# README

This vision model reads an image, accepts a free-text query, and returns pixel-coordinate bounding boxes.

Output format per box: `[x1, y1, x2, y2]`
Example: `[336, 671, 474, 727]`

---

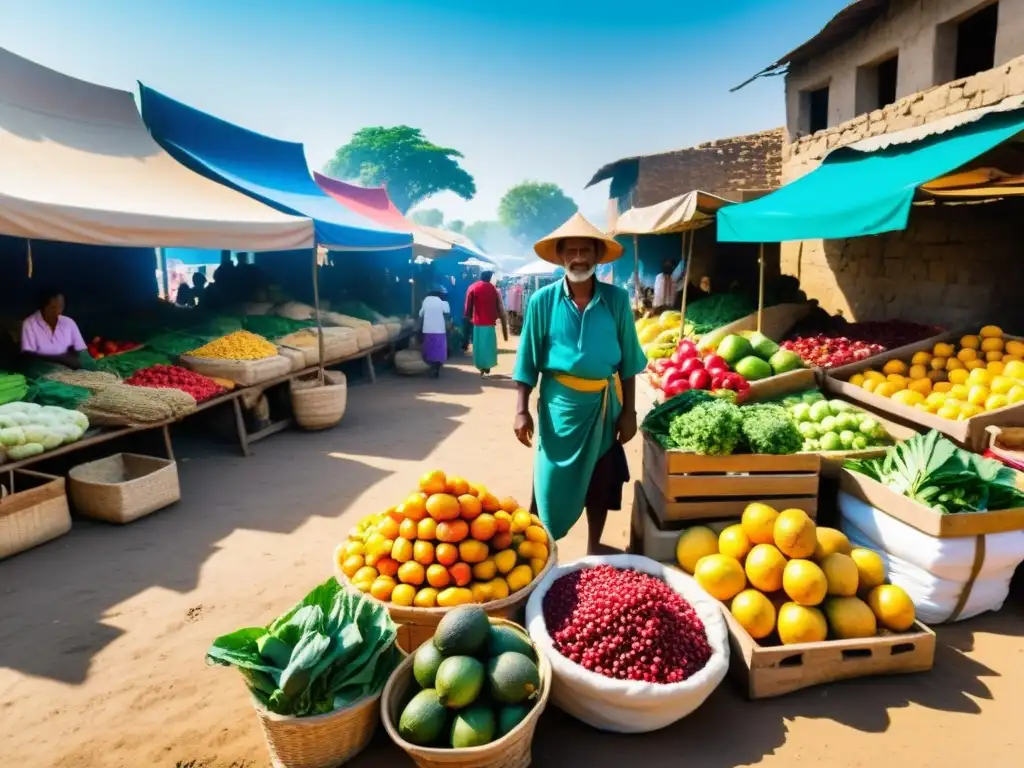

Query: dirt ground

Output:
[1, 338, 1023, 767]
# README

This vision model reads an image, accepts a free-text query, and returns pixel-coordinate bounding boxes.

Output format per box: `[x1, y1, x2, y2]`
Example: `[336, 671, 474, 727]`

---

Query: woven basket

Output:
[277, 346, 307, 373]
[68, 453, 180, 524]
[395, 349, 430, 376]
[369, 325, 389, 346]
[254, 690, 381, 768]
[180, 354, 292, 386]
[382, 618, 551, 768]
[290, 370, 348, 431]
[0, 470, 71, 560]
[340, 541, 557, 653]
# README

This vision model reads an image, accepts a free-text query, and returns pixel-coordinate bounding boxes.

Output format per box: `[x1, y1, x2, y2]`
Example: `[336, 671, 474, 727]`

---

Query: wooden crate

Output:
[642, 435, 821, 523]
[719, 607, 936, 699]
[629, 481, 734, 562]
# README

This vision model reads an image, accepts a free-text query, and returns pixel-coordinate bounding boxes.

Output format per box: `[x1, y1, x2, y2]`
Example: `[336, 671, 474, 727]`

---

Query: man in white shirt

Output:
[418, 286, 451, 378]
[653, 259, 676, 310]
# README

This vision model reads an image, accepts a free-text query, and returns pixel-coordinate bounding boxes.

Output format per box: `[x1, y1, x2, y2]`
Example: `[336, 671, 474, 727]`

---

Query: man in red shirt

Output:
[464, 270, 508, 376]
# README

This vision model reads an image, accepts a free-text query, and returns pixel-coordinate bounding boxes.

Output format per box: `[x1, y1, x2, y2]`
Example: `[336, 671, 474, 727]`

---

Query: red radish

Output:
[679, 358, 704, 377]
[703, 354, 728, 373]
[689, 369, 711, 390]
[675, 340, 698, 359]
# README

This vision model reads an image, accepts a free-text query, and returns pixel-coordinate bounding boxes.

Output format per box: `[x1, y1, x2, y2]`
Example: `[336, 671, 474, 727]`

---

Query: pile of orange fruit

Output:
[335, 470, 551, 609]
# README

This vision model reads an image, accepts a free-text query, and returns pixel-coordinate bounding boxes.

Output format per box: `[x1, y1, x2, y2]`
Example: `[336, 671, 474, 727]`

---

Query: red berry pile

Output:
[781, 335, 885, 369]
[126, 364, 224, 402]
[543, 565, 712, 684]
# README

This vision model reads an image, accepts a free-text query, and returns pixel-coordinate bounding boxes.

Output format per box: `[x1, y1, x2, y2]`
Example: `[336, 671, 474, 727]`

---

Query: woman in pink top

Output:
[21, 288, 87, 370]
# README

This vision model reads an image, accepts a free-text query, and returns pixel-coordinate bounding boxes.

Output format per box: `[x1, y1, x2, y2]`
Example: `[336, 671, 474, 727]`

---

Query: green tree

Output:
[464, 221, 520, 255]
[498, 182, 578, 244]
[447, 220, 465, 234]
[325, 126, 476, 213]
[410, 208, 444, 227]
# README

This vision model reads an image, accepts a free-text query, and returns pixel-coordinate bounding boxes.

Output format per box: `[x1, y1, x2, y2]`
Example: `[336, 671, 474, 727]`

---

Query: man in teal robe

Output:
[512, 214, 647, 553]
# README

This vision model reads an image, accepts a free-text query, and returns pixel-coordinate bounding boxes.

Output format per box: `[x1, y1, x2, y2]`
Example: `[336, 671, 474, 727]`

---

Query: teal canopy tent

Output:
[717, 107, 1024, 243]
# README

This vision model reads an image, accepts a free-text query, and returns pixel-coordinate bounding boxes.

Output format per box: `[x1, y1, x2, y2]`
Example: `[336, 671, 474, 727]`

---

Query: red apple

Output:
[676, 340, 698, 359]
[704, 354, 729, 373]
[689, 369, 711, 390]
[679, 358, 704, 377]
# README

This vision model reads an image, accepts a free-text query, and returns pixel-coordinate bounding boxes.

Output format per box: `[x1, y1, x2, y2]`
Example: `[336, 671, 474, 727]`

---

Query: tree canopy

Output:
[325, 126, 476, 213]
[409, 208, 444, 227]
[498, 182, 578, 244]
[447, 220, 465, 234]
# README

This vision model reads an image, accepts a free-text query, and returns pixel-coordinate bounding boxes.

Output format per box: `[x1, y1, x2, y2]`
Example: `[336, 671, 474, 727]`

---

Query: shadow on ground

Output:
[0, 369, 479, 684]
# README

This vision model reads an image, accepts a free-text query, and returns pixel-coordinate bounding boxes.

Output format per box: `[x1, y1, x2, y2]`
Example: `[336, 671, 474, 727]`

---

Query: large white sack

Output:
[525, 554, 729, 734]
[839, 491, 1024, 624]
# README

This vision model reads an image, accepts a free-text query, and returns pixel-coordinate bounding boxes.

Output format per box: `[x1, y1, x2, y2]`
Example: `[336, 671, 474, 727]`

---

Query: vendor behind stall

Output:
[21, 288, 86, 369]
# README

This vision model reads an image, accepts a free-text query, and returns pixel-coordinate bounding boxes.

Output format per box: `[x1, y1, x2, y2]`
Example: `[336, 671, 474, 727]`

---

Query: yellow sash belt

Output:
[553, 372, 623, 419]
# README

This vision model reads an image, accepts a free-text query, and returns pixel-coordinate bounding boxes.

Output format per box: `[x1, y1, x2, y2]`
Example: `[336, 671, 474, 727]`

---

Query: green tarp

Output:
[717, 108, 1024, 243]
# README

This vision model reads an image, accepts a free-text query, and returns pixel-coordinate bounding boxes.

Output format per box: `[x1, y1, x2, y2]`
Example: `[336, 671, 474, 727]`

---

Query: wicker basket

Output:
[0, 470, 71, 560]
[68, 453, 180, 524]
[290, 370, 348, 431]
[254, 690, 381, 768]
[340, 542, 557, 653]
[382, 618, 551, 768]
[277, 345, 307, 373]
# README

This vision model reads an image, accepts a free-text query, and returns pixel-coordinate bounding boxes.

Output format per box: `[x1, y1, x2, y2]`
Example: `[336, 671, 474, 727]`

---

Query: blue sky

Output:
[1, 0, 848, 225]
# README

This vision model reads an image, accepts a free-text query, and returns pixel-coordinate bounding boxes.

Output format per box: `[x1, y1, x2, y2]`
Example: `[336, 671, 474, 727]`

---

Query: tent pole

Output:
[157, 247, 170, 300]
[757, 242, 765, 333]
[632, 234, 641, 313]
[312, 245, 325, 383]
[679, 229, 693, 327]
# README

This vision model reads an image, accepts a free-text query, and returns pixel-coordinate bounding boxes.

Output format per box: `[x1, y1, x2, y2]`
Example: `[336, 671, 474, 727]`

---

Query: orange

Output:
[436, 542, 459, 566]
[341, 555, 365, 578]
[511, 510, 532, 533]
[525, 525, 548, 544]
[480, 493, 502, 513]
[499, 496, 520, 513]
[470, 514, 498, 541]
[413, 587, 438, 608]
[397, 561, 425, 586]
[398, 494, 427, 522]
[448, 562, 472, 586]
[459, 539, 490, 564]
[376, 557, 399, 578]
[391, 584, 416, 606]
[413, 540, 435, 565]
[426, 563, 451, 588]
[446, 475, 470, 496]
[398, 518, 418, 540]
[437, 519, 470, 543]
[377, 517, 400, 540]
[419, 470, 447, 495]
[468, 482, 487, 498]
[458, 494, 483, 521]
[491, 531, 513, 551]
[392, 538, 414, 563]
[370, 576, 396, 601]
[353, 566, 378, 583]
[426, 493, 461, 522]
[385, 506, 403, 522]
[417, 518, 438, 540]
[494, 511, 513, 533]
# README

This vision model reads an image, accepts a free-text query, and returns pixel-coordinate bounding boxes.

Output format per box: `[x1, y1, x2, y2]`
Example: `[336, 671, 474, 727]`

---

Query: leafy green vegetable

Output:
[206, 577, 399, 717]
[667, 399, 743, 455]
[740, 403, 802, 455]
[845, 430, 1024, 514]
[641, 389, 716, 447]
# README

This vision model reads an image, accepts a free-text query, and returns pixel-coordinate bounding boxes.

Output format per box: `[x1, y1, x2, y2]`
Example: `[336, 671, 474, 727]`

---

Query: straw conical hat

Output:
[533, 212, 624, 265]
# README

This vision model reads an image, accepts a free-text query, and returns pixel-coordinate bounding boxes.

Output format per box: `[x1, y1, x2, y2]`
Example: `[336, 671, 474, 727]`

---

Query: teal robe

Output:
[512, 279, 647, 540]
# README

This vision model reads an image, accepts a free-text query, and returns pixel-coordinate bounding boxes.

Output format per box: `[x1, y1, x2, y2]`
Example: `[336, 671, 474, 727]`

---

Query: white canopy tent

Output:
[610, 189, 735, 320]
[0, 47, 313, 250]
[514, 259, 560, 276]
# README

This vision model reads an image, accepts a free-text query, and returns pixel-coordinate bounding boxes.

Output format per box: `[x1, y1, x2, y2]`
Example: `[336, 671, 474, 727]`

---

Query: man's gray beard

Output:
[566, 266, 596, 283]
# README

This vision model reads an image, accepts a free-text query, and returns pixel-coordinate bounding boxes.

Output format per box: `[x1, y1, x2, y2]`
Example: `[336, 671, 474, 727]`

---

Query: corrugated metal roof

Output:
[731, 0, 890, 91]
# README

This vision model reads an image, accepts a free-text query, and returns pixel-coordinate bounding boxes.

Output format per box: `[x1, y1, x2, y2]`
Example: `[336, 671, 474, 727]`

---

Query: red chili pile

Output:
[126, 365, 224, 402]
[543, 565, 712, 684]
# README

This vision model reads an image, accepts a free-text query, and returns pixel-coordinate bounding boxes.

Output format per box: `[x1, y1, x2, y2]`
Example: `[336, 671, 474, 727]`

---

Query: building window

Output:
[955, 2, 998, 79]
[800, 85, 830, 135]
[856, 53, 899, 113]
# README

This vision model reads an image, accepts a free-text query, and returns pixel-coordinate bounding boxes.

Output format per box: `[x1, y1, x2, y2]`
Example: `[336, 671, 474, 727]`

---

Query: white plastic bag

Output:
[525, 554, 729, 733]
[839, 491, 1024, 624]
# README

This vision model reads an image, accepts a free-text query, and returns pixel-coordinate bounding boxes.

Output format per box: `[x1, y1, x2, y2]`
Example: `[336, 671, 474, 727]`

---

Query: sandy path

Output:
[1, 339, 1022, 767]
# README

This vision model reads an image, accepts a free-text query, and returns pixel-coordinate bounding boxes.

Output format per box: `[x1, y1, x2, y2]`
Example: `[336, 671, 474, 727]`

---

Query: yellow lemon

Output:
[908, 364, 928, 380]
[958, 403, 983, 419]
[507, 564, 534, 592]
[936, 403, 960, 420]
[850, 548, 886, 590]
[925, 391, 947, 409]
[1009, 385, 1024, 404]
[907, 378, 931, 395]
[982, 337, 1004, 353]
[946, 368, 968, 385]
[862, 378, 880, 393]
[814, 527, 852, 560]
[933, 342, 955, 358]
[985, 394, 1009, 412]
[874, 383, 898, 398]
[991, 375, 1014, 395]
[986, 350, 1004, 363]
[741, 502, 780, 545]
[391, 583, 417, 606]
[929, 356, 947, 371]
[782, 559, 828, 606]
[1005, 354, 1023, 364]
[675, 526, 719, 574]
[1005, 340, 1024, 357]
[957, 347, 977, 363]
[864, 369, 886, 382]
[891, 389, 924, 407]
[933, 381, 953, 393]
[948, 384, 970, 400]
[777, 603, 828, 645]
[980, 325, 1003, 339]
[988, 360, 1005, 375]
[773, 509, 817, 559]
[915, 403, 934, 414]
[867, 585, 916, 632]
[849, 373, 866, 387]
[886, 374, 908, 389]
[911, 351, 933, 366]
[882, 359, 907, 376]
[730, 589, 777, 640]
[824, 596, 878, 639]
[820, 553, 860, 596]
[744, 543, 787, 593]
[945, 357, 965, 372]
[967, 385, 990, 406]
[694, 554, 747, 601]
[1005, 360, 1024, 380]
[719, 524, 753, 561]
[959, 335, 980, 350]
